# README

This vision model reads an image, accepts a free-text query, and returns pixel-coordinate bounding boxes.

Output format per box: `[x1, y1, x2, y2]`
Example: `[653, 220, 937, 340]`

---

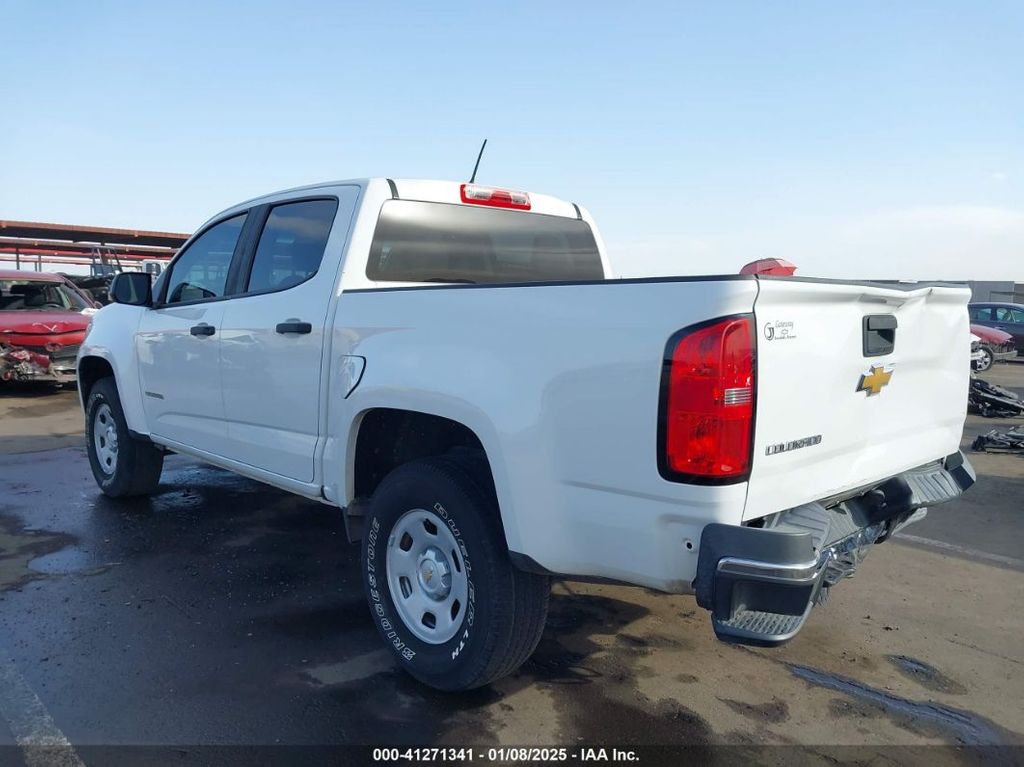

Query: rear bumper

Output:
[694, 451, 975, 647]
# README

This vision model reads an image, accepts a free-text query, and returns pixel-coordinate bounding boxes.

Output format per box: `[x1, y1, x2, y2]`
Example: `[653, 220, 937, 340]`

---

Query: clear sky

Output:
[2, 1, 1021, 280]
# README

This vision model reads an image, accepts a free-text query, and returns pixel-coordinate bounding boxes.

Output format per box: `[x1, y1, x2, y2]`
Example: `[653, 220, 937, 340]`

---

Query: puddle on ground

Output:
[28, 545, 120, 578]
[789, 663, 1022, 747]
[887, 654, 968, 695]
[0, 512, 75, 591]
[303, 649, 394, 687]
[29, 546, 90, 574]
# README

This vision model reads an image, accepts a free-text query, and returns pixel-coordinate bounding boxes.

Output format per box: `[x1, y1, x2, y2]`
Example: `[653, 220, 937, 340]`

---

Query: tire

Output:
[975, 347, 994, 372]
[362, 454, 550, 691]
[86, 377, 164, 498]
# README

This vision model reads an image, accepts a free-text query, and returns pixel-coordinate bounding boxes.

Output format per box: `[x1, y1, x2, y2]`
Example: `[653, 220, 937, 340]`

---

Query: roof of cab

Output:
[223, 178, 581, 222]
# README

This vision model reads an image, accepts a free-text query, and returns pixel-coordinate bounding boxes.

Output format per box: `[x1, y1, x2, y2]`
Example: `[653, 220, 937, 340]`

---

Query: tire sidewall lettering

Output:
[365, 499, 476, 669]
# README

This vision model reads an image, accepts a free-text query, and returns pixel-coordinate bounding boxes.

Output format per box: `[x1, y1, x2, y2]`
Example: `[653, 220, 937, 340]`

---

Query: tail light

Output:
[460, 184, 531, 210]
[659, 315, 755, 483]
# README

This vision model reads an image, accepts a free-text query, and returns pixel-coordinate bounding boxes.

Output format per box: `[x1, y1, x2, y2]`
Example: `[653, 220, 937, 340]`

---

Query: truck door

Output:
[136, 213, 248, 457]
[218, 189, 359, 482]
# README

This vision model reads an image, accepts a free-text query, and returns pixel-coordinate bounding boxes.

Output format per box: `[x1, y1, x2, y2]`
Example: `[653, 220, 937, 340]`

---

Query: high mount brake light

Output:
[659, 315, 755, 484]
[460, 184, 531, 210]
[739, 258, 797, 276]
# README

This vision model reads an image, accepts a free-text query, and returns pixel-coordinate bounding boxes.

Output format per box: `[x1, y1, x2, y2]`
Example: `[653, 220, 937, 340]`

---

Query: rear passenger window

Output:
[970, 307, 991, 321]
[165, 214, 246, 304]
[246, 199, 338, 293]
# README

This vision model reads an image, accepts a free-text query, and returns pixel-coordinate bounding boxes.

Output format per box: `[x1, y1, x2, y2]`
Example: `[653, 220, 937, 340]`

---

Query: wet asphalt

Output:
[2, 449, 702, 750]
[0, 365, 1022, 759]
[1, 449, 442, 746]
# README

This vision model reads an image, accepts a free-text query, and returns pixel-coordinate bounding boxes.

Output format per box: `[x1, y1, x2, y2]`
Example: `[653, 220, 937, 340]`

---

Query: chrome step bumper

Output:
[696, 451, 975, 647]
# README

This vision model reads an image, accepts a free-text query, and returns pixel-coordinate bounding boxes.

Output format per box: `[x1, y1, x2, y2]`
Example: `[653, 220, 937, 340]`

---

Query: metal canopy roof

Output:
[0, 236, 175, 256]
[0, 220, 191, 267]
[0, 220, 189, 249]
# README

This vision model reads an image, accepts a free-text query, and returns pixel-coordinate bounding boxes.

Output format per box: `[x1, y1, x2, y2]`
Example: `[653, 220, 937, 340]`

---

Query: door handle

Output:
[190, 323, 216, 337]
[276, 321, 312, 335]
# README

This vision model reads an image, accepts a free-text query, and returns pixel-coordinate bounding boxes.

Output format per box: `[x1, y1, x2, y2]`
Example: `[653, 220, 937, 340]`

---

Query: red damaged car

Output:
[971, 323, 1017, 372]
[0, 269, 99, 384]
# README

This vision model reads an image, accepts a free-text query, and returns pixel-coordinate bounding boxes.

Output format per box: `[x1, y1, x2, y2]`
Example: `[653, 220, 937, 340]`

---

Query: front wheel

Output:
[975, 347, 994, 372]
[362, 455, 549, 691]
[86, 377, 164, 498]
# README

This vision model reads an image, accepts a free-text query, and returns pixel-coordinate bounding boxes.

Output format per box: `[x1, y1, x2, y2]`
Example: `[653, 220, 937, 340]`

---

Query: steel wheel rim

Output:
[386, 508, 468, 644]
[93, 403, 119, 475]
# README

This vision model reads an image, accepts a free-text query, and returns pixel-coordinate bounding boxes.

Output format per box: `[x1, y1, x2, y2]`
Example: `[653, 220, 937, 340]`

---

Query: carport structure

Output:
[0, 219, 189, 274]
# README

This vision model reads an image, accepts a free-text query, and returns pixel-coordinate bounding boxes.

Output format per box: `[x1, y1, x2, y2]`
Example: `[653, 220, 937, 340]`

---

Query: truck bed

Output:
[333, 274, 970, 591]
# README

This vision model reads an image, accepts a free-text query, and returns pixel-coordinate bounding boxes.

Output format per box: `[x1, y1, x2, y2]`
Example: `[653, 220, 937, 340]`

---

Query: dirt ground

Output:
[0, 383, 82, 454]
[0, 364, 1021, 760]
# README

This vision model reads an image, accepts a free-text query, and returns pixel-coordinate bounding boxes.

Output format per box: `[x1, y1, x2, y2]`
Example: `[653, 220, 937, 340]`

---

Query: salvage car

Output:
[62, 273, 116, 305]
[78, 179, 976, 690]
[970, 323, 1017, 372]
[0, 269, 97, 384]
[969, 302, 1024, 352]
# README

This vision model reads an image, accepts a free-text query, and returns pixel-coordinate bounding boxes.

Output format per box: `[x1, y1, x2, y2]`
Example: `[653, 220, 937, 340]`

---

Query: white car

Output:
[78, 179, 975, 690]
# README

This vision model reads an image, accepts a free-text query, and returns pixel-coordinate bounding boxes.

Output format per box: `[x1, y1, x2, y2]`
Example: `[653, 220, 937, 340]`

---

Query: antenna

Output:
[468, 139, 488, 184]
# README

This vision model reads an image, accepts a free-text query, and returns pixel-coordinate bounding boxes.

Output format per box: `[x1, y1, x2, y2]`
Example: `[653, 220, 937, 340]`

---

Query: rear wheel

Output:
[86, 377, 164, 498]
[361, 454, 549, 691]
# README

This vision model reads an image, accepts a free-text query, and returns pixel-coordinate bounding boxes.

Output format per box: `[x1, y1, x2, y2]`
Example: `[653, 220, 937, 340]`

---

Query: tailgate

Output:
[744, 278, 971, 520]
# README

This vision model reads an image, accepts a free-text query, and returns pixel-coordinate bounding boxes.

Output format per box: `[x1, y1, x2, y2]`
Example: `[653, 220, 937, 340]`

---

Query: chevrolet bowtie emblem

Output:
[857, 364, 894, 396]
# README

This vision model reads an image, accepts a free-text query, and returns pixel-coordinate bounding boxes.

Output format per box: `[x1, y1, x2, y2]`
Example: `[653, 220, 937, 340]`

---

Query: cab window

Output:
[246, 199, 338, 293]
[165, 214, 247, 304]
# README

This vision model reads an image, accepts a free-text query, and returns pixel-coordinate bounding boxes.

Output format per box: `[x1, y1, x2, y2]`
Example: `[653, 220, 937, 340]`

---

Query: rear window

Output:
[366, 200, 604, 284]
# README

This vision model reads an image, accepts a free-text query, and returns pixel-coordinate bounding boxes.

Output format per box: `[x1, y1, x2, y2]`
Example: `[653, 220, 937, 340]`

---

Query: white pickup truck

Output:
[78, 178, 975, 691]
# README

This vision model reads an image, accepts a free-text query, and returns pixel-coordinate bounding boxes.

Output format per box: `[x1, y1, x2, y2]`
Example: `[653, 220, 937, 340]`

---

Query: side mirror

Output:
[110, 272, 153, 307]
